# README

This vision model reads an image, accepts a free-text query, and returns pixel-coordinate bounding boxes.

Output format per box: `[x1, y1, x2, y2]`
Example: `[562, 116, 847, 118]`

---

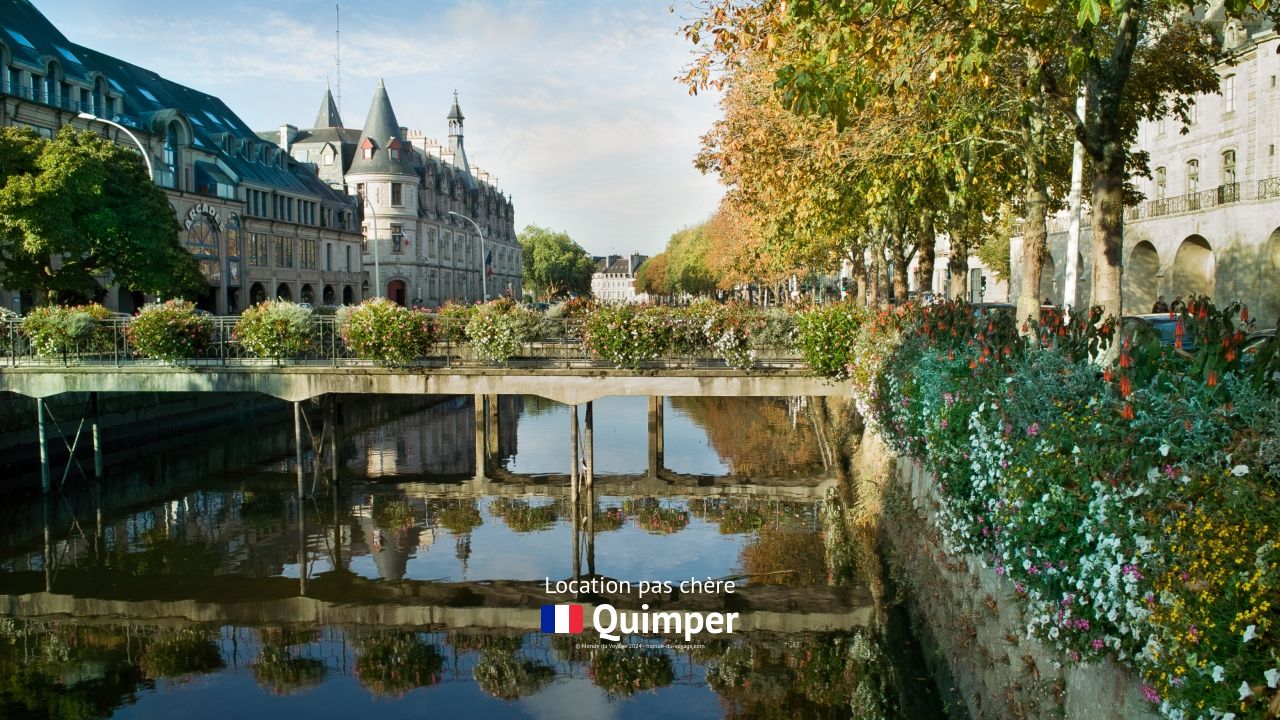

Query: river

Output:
[0, 394, 944, 719]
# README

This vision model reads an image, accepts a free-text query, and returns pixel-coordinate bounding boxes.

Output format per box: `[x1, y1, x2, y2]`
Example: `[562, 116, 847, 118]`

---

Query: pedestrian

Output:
[1169, 296, 1186, 312]
[1152, 295, 1168, 313]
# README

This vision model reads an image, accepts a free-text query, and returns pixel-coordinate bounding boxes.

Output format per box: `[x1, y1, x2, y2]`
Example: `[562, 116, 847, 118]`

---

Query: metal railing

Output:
[0, 316, 805, 371]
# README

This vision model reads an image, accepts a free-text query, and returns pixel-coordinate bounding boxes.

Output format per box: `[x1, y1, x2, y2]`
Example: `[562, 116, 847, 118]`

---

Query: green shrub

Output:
[233, 300, 313, 361]
[0, 307, 16, 354]
[795, 302, 866, 377]
[435, 301, 475, 344]
[21, 303, 113, 359]
[465, 298, 538, 363]
[126, 300, 213, 361]
[336, 298, 433, 367]
[582, 304, 671, 368]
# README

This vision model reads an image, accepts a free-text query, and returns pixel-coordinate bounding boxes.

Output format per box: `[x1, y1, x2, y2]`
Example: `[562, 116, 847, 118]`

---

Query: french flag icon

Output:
[541, 604, 585, 634]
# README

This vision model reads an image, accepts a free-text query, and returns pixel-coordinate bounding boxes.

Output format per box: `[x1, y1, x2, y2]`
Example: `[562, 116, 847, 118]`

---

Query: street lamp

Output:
[362, 188, 382, 298]
[77, 112, 153, 180]
[448, 210, 487, 302]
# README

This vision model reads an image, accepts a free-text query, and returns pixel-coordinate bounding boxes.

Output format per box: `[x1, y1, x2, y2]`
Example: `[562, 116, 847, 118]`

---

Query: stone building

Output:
[0, 0, 365, 314]
[1011, 11, 1280, 326]
[591, 253, 648, 303]
[276, 84, 519, 306]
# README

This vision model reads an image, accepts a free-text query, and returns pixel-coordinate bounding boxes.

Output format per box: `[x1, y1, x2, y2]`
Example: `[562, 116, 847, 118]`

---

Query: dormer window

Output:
[360, 137, 375, 160]
[388, 137, 402, 161]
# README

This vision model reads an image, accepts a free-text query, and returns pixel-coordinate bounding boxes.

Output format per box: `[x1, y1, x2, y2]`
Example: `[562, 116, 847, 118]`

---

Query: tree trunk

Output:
[888, 237, 910, 305]
[867, 252, 882, 307]
[947, 230, 969, 301]
[1017, 109, 1050, 334]
[1091, 154, 1125, 324]
[917, 213, 936, 297]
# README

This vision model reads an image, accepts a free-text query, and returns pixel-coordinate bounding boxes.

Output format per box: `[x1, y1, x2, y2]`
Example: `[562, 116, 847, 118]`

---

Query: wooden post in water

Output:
[584, 401, 594, 488]
[36, 398, 50, 493]
[473, 394, 485, 479]
[570, 404, 579, 487]
[293, 401, 305, 500]
[570, 403, 581, 580]
[648, 396, 660, 479]
[586, 479, 595, 577]
[90, 392, 103, 480]
[487, 394, 499, 456]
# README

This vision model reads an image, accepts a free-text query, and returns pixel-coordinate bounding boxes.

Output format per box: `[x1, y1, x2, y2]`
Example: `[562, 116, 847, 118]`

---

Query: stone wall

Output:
[867, 430, 1159, 720]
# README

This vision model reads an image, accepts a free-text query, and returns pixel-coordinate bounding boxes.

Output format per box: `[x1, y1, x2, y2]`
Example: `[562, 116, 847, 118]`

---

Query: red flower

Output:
[1241, 306, 1249, 323]
[1103, 369, 1114, 383]
[1120, 403, 1135, 421]
[1119, 376, 1132, 397]
[1206, 371, 1217, 388]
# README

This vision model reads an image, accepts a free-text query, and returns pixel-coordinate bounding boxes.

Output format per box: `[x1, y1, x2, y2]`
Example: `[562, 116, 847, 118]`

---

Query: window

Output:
[138, 86, 158, 103]
[1155, 167, 1166, 200]
[275, 236, 294, 268]
[1188, 100, 1198, 126]
[226, 216, 241, 257]
[1186, 159, 1199, 194]
[164, 124, 177, 168]
[1223, 74, 1236, 114]
[54, 46, 81, 64]
[391, 182, 403, 206]
[345, 246, 353, 271]
[1222, 150, 1237, 185]
[323, 148, 334, 165]
[5, 28, 35, 49]
[108, 78, 124, 93]
[300, 240, 316, 269]
[326, 243, 333, 271]
[391, 224, 404, 253]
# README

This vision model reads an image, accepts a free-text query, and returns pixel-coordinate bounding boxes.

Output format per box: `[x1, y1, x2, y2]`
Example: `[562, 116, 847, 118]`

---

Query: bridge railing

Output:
[0, 316, 805, 370]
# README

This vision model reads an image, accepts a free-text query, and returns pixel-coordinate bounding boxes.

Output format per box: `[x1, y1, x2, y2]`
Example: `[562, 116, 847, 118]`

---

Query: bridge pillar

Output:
[584, 401, 594, 488]
[36, 398, 49, 493]
[89, 392, 102, 480]
[487, 394, 499, 456]
[473, 393, 486, 479]
[648, 396, 665, 479]
[569, 403, 579, 488]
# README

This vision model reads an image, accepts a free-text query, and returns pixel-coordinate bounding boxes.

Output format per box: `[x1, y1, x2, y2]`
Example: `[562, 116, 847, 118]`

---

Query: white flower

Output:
[1266, 668, 1279, 689]
[1159, 444, 1170, 457]
[1212, 665, 1225, 683]
[1230, 464, 1249, 476]
[1238, 681, 1252, 700]
[1243, 625, 1257, 643]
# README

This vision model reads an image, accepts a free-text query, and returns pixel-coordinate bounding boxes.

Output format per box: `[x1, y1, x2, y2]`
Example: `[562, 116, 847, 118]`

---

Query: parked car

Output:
[972, 302, 1015, 317]
[1122, 313, 1196, 353]
[1242, 328, 1275, 364]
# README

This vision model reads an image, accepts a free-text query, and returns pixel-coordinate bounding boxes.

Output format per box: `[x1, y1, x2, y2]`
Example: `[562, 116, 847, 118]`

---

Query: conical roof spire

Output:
[447, 91, 474, 189]
[350, 79, 411, 175]
[314, 87, 343, 129]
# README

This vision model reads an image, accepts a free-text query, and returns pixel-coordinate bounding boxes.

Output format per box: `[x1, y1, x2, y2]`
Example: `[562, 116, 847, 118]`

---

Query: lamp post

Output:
[448, 211, 487, 302]
[363, 189, 382, 298]
[77, 112, 153, 180]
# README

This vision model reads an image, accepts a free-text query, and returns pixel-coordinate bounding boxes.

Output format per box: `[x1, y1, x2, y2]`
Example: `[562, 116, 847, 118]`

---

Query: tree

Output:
[518, 224, 594, 301]
[0, 127, 206, 304]
[634, 253, 672, 297]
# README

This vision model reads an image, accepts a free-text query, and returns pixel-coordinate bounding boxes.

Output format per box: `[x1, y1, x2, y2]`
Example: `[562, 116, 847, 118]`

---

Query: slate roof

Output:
[314, 87, 342, 128]
[348, 79, 412, 176]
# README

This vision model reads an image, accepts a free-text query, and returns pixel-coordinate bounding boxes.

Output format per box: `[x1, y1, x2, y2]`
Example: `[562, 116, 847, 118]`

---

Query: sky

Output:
[36, 0, 725, 257]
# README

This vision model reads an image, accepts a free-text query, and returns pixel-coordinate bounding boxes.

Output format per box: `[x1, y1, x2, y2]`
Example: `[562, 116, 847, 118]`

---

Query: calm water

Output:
[0, 394, 941, 719]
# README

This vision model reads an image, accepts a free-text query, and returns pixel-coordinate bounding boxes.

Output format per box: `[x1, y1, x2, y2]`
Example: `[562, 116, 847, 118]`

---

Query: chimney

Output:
[279, 124, 298, 152]
[630, 254, 646, 274]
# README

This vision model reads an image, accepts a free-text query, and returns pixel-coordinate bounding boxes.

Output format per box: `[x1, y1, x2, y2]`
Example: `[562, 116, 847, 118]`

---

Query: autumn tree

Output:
[518, 224, 594, 301]
[0, 127, 205, 304]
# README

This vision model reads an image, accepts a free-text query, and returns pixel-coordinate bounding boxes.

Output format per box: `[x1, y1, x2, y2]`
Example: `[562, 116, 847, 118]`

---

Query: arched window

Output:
[164, 123, 178, 169]
[1155, 167, 1167, 200]
[186, 214, 220, 258]
[1221, 150, 1237, 185]
[1186, 159, 1199, 194]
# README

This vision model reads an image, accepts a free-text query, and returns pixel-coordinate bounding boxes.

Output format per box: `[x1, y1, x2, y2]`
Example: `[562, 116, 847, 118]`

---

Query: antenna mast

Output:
[335, 3, 342, 119]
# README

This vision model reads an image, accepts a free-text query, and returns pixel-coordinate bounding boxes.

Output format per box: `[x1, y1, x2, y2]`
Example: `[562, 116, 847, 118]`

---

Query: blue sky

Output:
[38, 0, 724, 257]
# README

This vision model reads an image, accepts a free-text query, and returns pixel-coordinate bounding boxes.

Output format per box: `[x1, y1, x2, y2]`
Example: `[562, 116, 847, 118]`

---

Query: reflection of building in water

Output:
[346, 396, 522, 477]
[668, 397, 828, 478]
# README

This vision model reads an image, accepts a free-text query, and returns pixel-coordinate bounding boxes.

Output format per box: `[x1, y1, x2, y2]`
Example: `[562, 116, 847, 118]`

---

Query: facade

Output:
[277, 84, 519, 306]
[591, 253, 648, 303]
[1011, 13, 1280, 327]
[0, 0, 365, 314]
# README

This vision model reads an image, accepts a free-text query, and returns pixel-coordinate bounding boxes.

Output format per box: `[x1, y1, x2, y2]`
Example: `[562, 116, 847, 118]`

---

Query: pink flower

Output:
[1141, 685, 1160, 704]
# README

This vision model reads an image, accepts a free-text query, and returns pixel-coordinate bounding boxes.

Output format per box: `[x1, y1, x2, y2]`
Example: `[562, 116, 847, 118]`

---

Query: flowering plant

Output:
[232, 300, 313, 361]
[21, 303, 113, 360]
[465, 298, 539, 363]
[435, 301, 475, 344]
[126, 300, 213, 362]
[581, 304, 672, 369]
[336, 298, 432, 367]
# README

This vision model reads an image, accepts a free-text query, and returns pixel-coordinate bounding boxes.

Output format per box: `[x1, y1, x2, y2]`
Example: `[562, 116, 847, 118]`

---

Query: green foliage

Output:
[233, 301, 313, 360]
[581, 304, 673, 369]
[465, 297, 539, 363]
[489, 497, 558, 533]
[435, 301, 475, 344]
[633, 254, 671, 296]
[589, 646, 674, 697]
[251, 647, 325, 696]
[336, 297, 433, 367]
[21, 303, 112, 359]
[473, 653, 555, 700]
[0, 307, 15, 355]
[518, 224, 594, 301]
[0, 127, 206, 303]
[794, 302, 867, 377]
[139, 629, 223, 679]
[974, 233, 1011, 283]
[126, 300, 213, 362]
[355, 632, 443, 697]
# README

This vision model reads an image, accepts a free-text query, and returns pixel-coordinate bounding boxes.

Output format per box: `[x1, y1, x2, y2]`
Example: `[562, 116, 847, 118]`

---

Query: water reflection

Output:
[0, 394, 940, 718]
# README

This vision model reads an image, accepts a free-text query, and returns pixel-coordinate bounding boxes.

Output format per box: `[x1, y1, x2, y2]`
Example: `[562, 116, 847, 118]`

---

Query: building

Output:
[276, 84, 519, 306]
[591, 254, 648, 303]
[1011, 11, 1280, 327]
[0, 0, 366, 314]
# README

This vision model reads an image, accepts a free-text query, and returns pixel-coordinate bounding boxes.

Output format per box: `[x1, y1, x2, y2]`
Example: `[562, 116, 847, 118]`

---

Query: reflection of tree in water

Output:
[473, 652, 555, 700]
[106, 529, 224, 578]
[251, 627, 325, 696]
[429, 498, 483, 535]
[708, 632, 892, 720]
[519, 395, 562, 418]
[622, 498, 688, 535]
[688, 497, 818, 535]
[488, 497, 558, 533]
[0, 620, 145, 720]
[139, 627, 224, 680]
[588, 645, 675, 697]
[669, 397, 824, 477]
[371, 496, 420, 530]
[354, 631, 444, 697]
